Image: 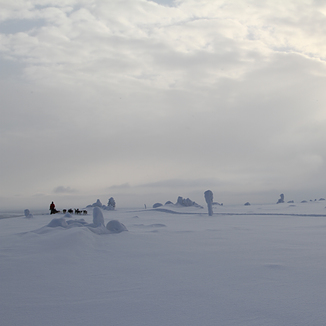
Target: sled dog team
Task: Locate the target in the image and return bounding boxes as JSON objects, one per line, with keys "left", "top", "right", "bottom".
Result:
{"left": 50, "top": 202, "right": 87, "bottom": 215}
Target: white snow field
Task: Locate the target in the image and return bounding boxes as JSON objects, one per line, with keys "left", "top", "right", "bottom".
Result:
{"left": 1, "top": 202, "right": 326, "bottom": 326}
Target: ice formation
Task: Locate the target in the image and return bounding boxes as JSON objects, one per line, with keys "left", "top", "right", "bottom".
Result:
{"left": 176, "top": 196, "right": 202, "bottom": 208}
{"left": 87, "top": 197, "right": 116, "bottom": 210}
{"left": 24, "top": 209, "right": 33, "bottom": 218}
{"left": 153, "top": 203, "right": 163, "bottom": 208}
{"left": 204, "top": 190, "right": 213, "bottom": 216}
{"left": 92, "top": 207, "right": 105, "bottom": 227}
{"left": 277, "top": 193, "right": 285, "bottom": 204}
{"left": 44, "top": 206, "right": 127, "bottom": 234}
{"left": 108, "top": 197, "right": 116, "bottom": 208}
{"left": 87, "top": 199, "right": 103, "bottom": 207}
{"left": 153, "top": 197, "right": 203, "bottom": 209}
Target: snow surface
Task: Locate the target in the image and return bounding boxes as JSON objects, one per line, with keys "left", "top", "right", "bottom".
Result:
{"left": 1, "top": 202, "right": 326, "bottom": 325}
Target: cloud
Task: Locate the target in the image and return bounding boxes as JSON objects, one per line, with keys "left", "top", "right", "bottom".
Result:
{"left": 108, "top": 183, "right": 131, "bottom": 190}
{"left": 148, "top": 0, "right": 177, "bottom": 7}
{"left": 53, "top": 186, "right": 78, "bottom": 194}
{"left": 138, "top": 178, "right": 221, "bottom": 189}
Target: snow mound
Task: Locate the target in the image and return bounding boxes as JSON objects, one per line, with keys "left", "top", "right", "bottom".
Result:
{"left": 66, "top": 219, "right": 88, "bottom": 227}
{"left": 153, "top": 203, "right": 163, "bottom": 208}
{"left": 47, "top": 218, "right": 68, "bottom": 228}
{"left": 106, "top": 220, "right": 128, "bottom": 233}
{"left": 148, "top": 224, "right": 166, "bottom": 228}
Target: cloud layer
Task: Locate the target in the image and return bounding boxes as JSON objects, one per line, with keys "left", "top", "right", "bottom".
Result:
{"left": 1, "top": 0, "right": 326, "bottom": 209}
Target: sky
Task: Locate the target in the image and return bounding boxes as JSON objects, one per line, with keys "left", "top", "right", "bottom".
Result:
{"left": 1, "top": 0, "right": 326, "bottom": 210}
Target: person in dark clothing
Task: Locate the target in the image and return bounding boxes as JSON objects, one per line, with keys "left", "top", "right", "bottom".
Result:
{"left": 50, "top": 201, "right": 59, "bottom": 214}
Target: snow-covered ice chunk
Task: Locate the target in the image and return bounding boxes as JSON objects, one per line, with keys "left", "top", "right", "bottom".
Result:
{"left": 93, "top": 207, "right": 105, "bottom": 227}
{"left": 153, "top": 203, "right": 163, "bottom": 208}
{"left": 108, "top": 197, "right": 116, "bottom": 208}
{"left": 176, "top": 196, "right": 202, "bottom": 207}
{"left": 106, "top": 220, "right": 128, "bottom": 233}
{"left": 204, "top": 190, "right": 213, "bottom": 216}
{"left": 87, "top": 199, "right": 103, "bottom": 208}
{"left": 277, "top": 193, "right": 285, "bottom": 204}
{"left": 24, "top": 209, "right": 33, "bottom": 218}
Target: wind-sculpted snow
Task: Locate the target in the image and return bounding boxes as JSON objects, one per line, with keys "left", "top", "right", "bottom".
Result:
{"left": 150, "top": 208, "right": 201, "bottom": 215}
{"left": 47, "top": 217, "right": 68, "bottom": 228}
{"left": 43, "top": 207, "right": 127, "bottom": 235}
{"left": 106, "top": 220, "right": 128, "bottom": 233}
{"left": 150, "top": 204, "right": 326, "bottom": 217}
{"left": 133, "top": 223, "right": 167, "bottom": 228}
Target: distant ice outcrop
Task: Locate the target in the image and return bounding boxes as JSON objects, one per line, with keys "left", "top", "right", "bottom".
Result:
{"left": 153, "top": 196, "right": 203, "bottom": 209}
{"left": 204, "top": 190, "right": 213, "bottom": 216}
{"left": 153, "top": 203, "right": 163, "bottom": 208}
{"left": 108, "top": 197, "right": 116, "bottom": 208}
{"left": 24, "top": 209, "right": 33, "bottom": 218}
{"left": 102, "top": 197, "right": 116, "bottom": 210}
{"left": 277, "top": 194, "right": 285, "bottom": 204}
{"left": 176, "top": 196, "right": 202, "bottom": 208}
{"left": 87, "top": 197, "right": 116, "bottom": 211}
{"left": 87, "top": 199, "right": 103, "bottom": 208}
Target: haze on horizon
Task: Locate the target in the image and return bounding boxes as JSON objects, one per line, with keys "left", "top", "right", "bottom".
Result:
{"left": 1, "top": 0, "right": 326, "bottom": 210}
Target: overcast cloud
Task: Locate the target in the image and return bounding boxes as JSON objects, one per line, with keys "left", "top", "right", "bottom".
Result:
{"left": 1, "top": 0, "right": 326, "bottom": 209}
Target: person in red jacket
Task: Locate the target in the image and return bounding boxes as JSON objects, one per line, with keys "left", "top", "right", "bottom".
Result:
{"left": 50, "top": 201, "right": 59, "bottom": 214}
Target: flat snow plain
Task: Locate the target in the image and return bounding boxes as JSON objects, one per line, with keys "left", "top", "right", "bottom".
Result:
{"left": 1, "top": 202, "right": 326, "bottom": 326}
